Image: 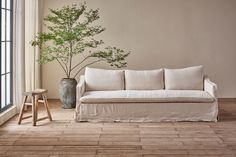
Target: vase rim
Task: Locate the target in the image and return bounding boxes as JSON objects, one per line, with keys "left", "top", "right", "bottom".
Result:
{"left": 61, "top": 78, "right": 76, "bottom": 80}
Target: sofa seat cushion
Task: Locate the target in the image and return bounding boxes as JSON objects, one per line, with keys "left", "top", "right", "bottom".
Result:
{"left": 80, "top": 90, "right": 215, "bottom": 103}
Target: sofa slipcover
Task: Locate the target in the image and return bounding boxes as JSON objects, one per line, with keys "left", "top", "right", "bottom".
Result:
{"left": 80, "top": 90, "right": 214, "bottom": 103}
{"left": 75, "top": 66, "right": 218, "bottom": 122}
{"left": 77, "top": 102, "right": 218, "bottom": 122}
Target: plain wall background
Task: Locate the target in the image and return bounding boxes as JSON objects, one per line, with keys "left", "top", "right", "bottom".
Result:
{"left": 41, "top": 0, "right": 236, "bottom": 98}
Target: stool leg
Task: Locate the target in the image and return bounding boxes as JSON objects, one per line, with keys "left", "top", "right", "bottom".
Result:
{"left": 32, "top": 96, "right": 36, "bottom": 126}
{"left": 42, "top": 94, "right": 52, "bottom": 121}
{"left": 18, "top": 96, "right": 27, "bottom": 125}
{"left": 35, "top": 95, "right": 39, "bottom": 121}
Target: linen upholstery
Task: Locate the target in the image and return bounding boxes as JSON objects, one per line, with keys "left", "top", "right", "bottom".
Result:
{"left": 80, "top": 90, "right": 214, "bottom": 103}
{"left": 85, "top": 67, "right": 124, "bottom": 91}
{"left": 76, "top": 66, "right": 218, "bottom": 122}
{"left": 204, "top": 77, "right": 217, "bottom": 97}
{"left": 125, "top": 69, "right": 164, "bottom": 90}
{"left": 76, "top": 102, "right": 218, "bottom": 122}
{"left": 76, "top": 75, "right": 86, "bottom": 104}
{"left": 165, "top": 66, "right": 204, "bottom": 90}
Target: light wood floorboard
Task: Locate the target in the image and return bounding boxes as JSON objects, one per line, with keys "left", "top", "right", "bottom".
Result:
{"left": 0, "top": 99, "right": 236, "bottom": 157}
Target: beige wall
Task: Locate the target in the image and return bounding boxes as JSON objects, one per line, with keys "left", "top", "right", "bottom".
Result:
{"left": 42, "top": 0, "right": 236, "bottom": 98}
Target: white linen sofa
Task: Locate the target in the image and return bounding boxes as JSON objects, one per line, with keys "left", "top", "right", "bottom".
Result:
{"left": 75, "top": 66, "right": 218, "bottom": 122}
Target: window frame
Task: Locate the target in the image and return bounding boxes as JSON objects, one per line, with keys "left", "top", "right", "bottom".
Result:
{"left": 0, "top": 0, "right": 13, "bottom": 113}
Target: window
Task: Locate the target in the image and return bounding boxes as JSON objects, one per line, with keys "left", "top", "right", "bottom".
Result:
{"left": 1, "top": 0, "right": 13, "bottom": 113}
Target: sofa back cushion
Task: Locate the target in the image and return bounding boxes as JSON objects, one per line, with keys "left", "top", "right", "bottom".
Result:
{"left": 164, "top": 65, "right": 204, "bottom": 90}
{"left": 125, "top": 69, "right": 164, "bottom": 90}
{"left": 85, "top": 67, "right": 124, "bottom": 91}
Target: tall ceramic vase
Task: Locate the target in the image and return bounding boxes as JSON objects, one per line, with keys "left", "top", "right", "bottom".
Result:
{"left": 59, "top": 78, "right": 77, "bottom": 108}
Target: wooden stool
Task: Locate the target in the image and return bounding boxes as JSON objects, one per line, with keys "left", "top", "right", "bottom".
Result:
{"left": 18, "top": 89, "right": 52, "bottom": 126}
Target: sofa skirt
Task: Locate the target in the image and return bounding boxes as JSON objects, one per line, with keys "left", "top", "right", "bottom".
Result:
{"left": 75, "top": 102, "right": 218, "bottom": 122}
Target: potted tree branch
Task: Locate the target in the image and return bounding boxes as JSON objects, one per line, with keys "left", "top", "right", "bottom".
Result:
{"left": 32, "top": 3, "right": 130, "bottom": 108}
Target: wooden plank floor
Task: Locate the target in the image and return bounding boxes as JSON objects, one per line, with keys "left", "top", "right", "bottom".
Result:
{"left": 0, "top": 99, "right": 236, "bottom": 157}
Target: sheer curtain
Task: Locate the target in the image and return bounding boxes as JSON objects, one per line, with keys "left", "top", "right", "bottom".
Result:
{"left": 14, "top": 0, "right": 42, "bottom": 112}
{"left": 24, "top": 0, "right": 41, "bottom": 93}
{"left": 13, "top": 0, "right": 25, "bottom": 111}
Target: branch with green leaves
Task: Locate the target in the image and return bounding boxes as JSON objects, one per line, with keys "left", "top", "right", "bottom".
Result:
{"left": 32, "top": 3, "right": 130, "bottom": 79}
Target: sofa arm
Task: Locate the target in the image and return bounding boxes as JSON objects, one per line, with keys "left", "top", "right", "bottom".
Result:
{"left": 204, "top": 77, "right": 217, "bottom": 98}
{"left": 76, "top": 75, "right": 86, "bottom": 103}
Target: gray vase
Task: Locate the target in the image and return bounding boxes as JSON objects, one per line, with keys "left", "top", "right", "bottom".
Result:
{"left": 59, "top": 78, "right": 77, "bottom": 109}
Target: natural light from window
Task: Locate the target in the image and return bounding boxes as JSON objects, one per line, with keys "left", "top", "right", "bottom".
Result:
{"left": 1, "top": 0, "right": 13, "bottom": 112}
